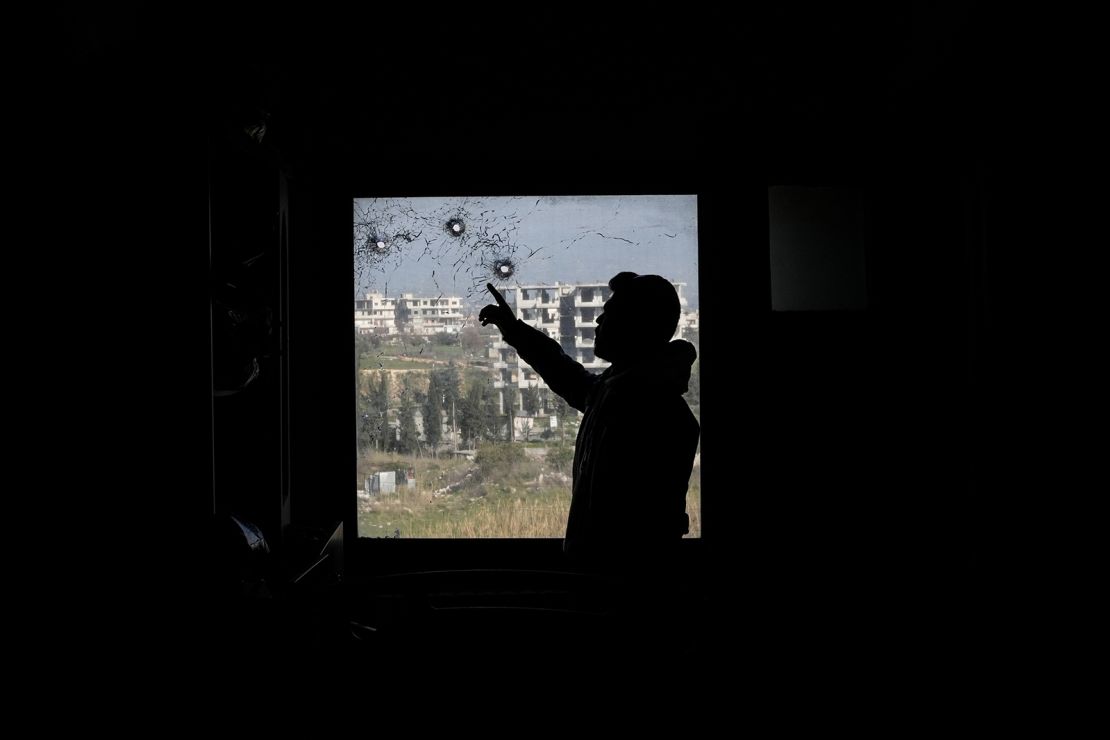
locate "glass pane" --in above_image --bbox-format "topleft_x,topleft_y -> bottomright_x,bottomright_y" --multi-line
354,195 -> 700,538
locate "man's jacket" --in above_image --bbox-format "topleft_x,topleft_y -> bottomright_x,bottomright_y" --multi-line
501,320 -> 700,560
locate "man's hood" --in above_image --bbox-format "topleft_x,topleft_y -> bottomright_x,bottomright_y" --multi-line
603,339 -> 697,395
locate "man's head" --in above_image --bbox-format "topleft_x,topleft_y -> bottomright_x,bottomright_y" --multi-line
594,272 -> 681,363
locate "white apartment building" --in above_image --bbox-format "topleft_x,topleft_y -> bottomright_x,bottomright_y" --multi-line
354,293 -> 466,336
355,293 -> 398,334
490,281 -> 692,414
396,294 -> 466,336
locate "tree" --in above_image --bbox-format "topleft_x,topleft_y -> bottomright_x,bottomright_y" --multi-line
357,390 -> 376,453
457,380 -> 486,448
458,378 -> 499,448
355,332 -> 370,365
438,362 -> 461,410
397,374 -> 420,455
423,369 -> 443,454
548,389 -> 568,416
502,384 -> 518,442
484,384 -> 502,441
368,370 -> 391,451
426,363 -> 460,452
442,362 -> 463,450
397,401 -> 419,455
432,332 -> 456,346
373,369 -> 391,408
358,371 -> 389,452
522,386 -> 542,416
460,325 -> 485,355
549,390 -> 571,445
475,441 -> 527,478
546,444 -> 573,474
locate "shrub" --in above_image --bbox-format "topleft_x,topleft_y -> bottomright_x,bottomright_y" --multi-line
546,444 -> 573,473
475,442 -> 527,477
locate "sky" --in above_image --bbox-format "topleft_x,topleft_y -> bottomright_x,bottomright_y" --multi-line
354,195 -> 699,316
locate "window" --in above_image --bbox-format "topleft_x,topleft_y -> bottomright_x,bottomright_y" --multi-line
354,194 -> 700,538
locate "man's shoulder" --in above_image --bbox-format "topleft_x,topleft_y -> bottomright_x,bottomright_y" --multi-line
597,381 -> 693,420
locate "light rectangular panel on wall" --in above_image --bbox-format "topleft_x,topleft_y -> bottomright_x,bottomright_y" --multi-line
769,187 -> 868,311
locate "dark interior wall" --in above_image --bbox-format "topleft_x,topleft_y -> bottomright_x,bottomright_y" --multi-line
40,5 -> 1042,680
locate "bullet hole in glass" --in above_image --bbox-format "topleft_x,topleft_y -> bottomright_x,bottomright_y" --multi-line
445,218 -> 465,237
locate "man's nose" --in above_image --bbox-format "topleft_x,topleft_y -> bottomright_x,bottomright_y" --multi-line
596,313 -> 604,326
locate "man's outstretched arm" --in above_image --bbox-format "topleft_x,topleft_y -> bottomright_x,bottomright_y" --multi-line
479,283 -> 597,411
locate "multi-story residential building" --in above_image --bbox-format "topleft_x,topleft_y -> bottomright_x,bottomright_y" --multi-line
396,294 -> 466,336
354,293 -> 466,336
355,293 -> 398,334
490,281 -> 692,414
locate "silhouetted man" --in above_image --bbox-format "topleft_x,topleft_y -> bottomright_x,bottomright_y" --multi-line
480,273 -> 700,571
